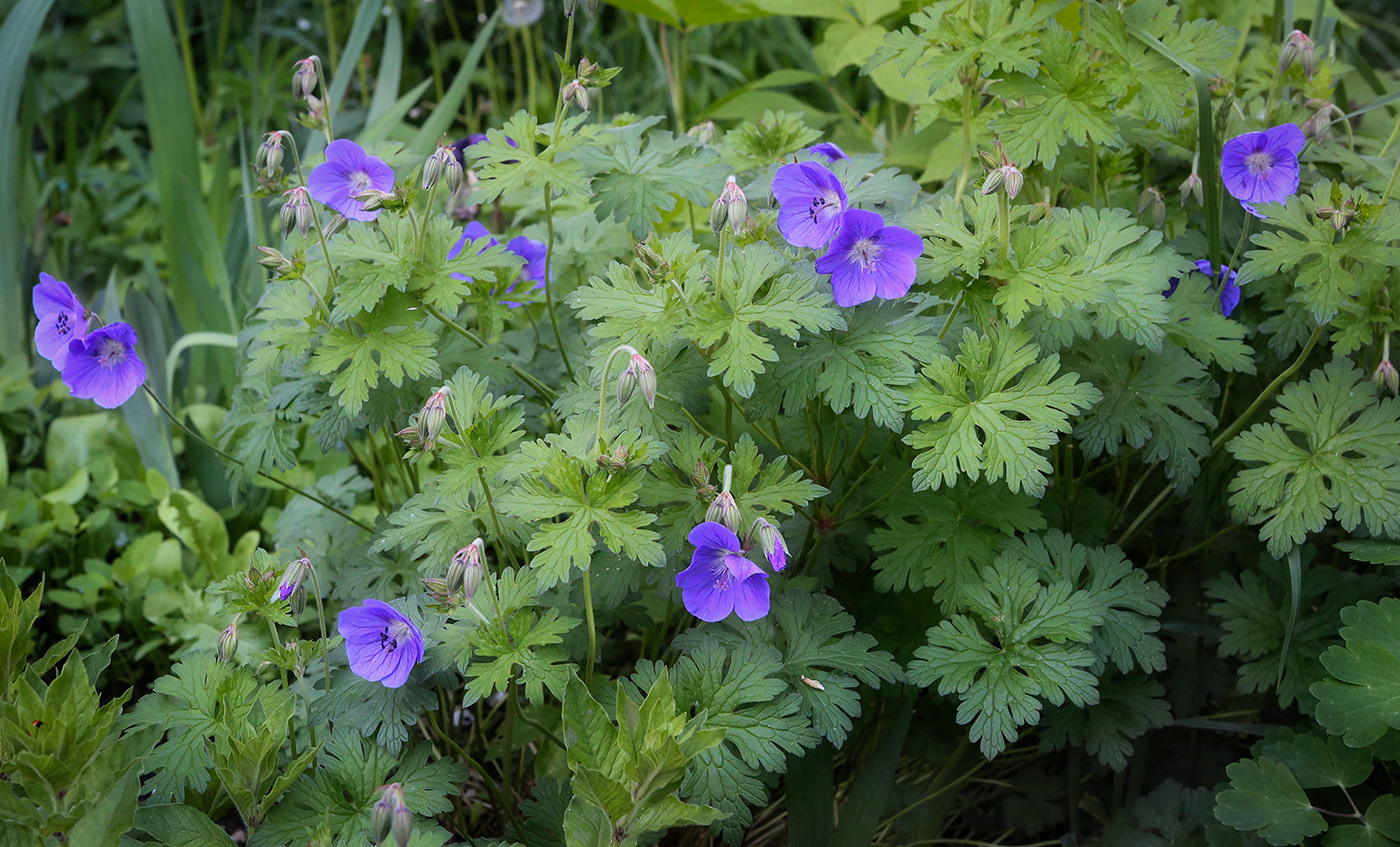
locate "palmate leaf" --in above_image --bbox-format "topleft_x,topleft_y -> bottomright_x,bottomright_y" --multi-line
309,294 -> 440,417
686,242 -> 843,398
471,110 -> 594,203
990,220 -> 1100,327
1312,598 -> 1400,747
566,232 -> 709,355
570,120 -> 728,239
992,21 -> 1121,169
868,482 -> 1045,600
714,110 -> 822,173
1214,758 -> 1326,846
1039,673 -> 1171,771
1163,282 -> 1256,373
1227,359 -> 1400,557
902,327 -> 1100,497
908,556 -> 1101,758
1070,337 -> 1219,491
1238,181 -> 1400,324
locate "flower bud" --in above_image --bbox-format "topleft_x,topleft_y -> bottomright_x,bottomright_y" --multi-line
616,362 -> 639,408
706,491 -> 741,534
304,93 -> 325,123
278,556 -> 310,601
421,153 -> 443,192
719,176 -> 747,235
1375,360 -> 1399,396
289,583 -> 307,617
391,805 -> 413,847
397,425 -> 422,449
421,577 -> 451,606
1280,30 -> 1316,76
687,120 -> 716,146
293,57 -> 319,100
634,237 -> 668,277
358,189 -> 389,212
449,539 -> 486,602
690,460 -> 711,489
217,623 -> 238,664
1179,172 -> 1204,207
257,246 -> 291,274
418,388 -> 450,450
979,167 -> 1006,197
281,187 -> 312,238
563,80 -> 590,112
1001,165 -> 1024,200
324,214 -> 348,238
257,132 -> 285,176
754,518 -> 787,572
709,194 -> 730,237
1136,186 -> 1165,229
630,353 -> 656,409
370,788 -> 396,844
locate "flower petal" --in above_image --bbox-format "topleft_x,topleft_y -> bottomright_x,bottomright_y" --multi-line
687,521 -> 742,553
730,572 -> 771,621
33,273 -> 79,318
682,581 -> 734,622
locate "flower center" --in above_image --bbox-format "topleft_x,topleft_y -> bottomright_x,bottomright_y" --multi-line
378,620 -> 412,653
851,237 -> 883,269
710,555 -> 735,591
808,190 -> 841,223
350,171 -> 373,196
1245,150 -> 1273,176
55,312 -> 73,337
96,337 -> 127,368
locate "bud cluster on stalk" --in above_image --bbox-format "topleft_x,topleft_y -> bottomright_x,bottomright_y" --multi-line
371,783 -> 413,847
1376,336 -> 1398,397
217,622 -> 239,664
616,352 -> 657,410
1313,198 -> 1358,232
978,141 -> 1023,199
423,138 -> 464,193
1136,186 -> 1166,229
710,176 -> 748,237
427,539 -> 487,608
255,131 -> 287,178
1279,30 -> 1317,77
280,186 -> 314,238
1179,172 -> 1204,207
706,464 -> 741,534
398,387 -> 451,452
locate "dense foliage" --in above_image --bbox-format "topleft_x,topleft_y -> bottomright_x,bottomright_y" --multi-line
4,0 -> 1400,845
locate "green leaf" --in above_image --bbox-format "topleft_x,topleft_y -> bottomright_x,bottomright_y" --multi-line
1162,282 -> 1257,374
471,111 -> 595,204
135,804 -> 239,847
902,327 -> 1100,497
1227,359 -> 1400,558
714,110 -> 822,173
1214,758 -> 1326,846
1040,674 -> 1171,771
1260,732 -> 1372,790
1312,598 -> 1400,747
310,302 -> 440,417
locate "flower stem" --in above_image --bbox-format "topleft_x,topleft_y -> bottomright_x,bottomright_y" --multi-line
308,566 -> 331,694
1088,140 -> 1099,206
285,133 -> 342,299
1382,145 -> 1400,206
998,191 -> 1011,262
542,192 -> 574,380
717,227 -> 727,290
954,81 -> 974,202
314,57 -> 334,142
417,300 -> 559,401
938,291 -> 965,340
582,568 -> 597,684
141,385 -> 374,531
594,344 -> 636,453
1225,216 -> 1254,274
264,617 -> 299,759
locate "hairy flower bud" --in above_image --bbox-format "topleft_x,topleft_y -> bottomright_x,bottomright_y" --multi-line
634,237 -> 668,277
719,175 -> 747,235
690,460 -> 711,489
418,388 -> 450,450
563,79 -> 590,112
257,246 -> 292,275
687,120 -> 716,146
977,148 -> 1002,171
421,153 -> 443,192
1001,165 -> 1024,200
358,189 -> 389,212
1279,30 -> 1316,76
755,518 -> 787,572
631,353 -> 656,409
289,583 -> 307,617
1179,172 -> 1204,207
292,57 -> 319,100
257,131 -> 285,176
1136,186 -> 1166,229
979,167 -> 1006,197
707,491 -> 740,534
1375,360 -> 1399,396
281,186 -> 313,238
391,804 -> 413,847
217,622 -> 238,664
709,193 -> 729,237
616,362 -> 639,408
324,213 -> 348,238
449,539 -> 486,602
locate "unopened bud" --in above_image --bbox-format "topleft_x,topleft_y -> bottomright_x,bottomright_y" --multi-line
755,518 -> 787,572
1179,172 -> 1204,207
706,491 -> 740,534
304,94 -> 324,123
257,246 -> 290,273
690,460 -> 711,489
449,539 -> 485,602
630,353 -> 656,409
1280,30 -> 1316,76
422,153 -> 443,192
281,187 -> 312,238
418,388 -> 450,450
563,80 -> 590,112
635,238 -> 667,276
687,120 -> 716,146
278,556 -> 310,601
391,805 -> 413,847
396,426 -> 421,449
1136,186 -> 1165,229
257,132 -> 285,176
1375,360 -> 1399,396
289,583 -> 307,617
1001,165 -> 1024,200
719,176 -> 747,235
978,148 -> 1002,170
358,189 -> 389,212
979,167 -> 1006,197
217,623 -> 238,664
292,57 -> 319,100
616,362 -> 638,408
324,214 -> 348,238
709,193 -> 730,237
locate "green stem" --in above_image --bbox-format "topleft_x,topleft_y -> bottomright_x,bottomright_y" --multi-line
1225,217 -> 1253,275
141,386 -> 373,531
998,191 -> 1011,262
1382,145 -> 1400,205
502,679 -> 518,806
717,227 -> 727,290
954,81 -> 974,202
1262,63 -> 1283,124
285,133 -> 341,297
719,378 -> 735,448
583,568 -> 597,683
416,179 -> 440,257
265,618 -> 298,759
321,0 -> 339,69
418,300 -> 558,401
476,467 -> 517,570
542,192 -> 574,380
170,0 -> 206,141
1088,140 -> 1099,206
938,291 -> 965,340
594,345 -> 635,453
313,58 -> 334,142
513,707 -> 566,752
308,566 -> 331,695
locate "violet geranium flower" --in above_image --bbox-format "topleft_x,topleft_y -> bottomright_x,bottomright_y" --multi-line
500,235 -> 549,306
1220,123 -> 1306,217
337,599 -> 425,689
772,161 -> 848,248
33,273 -> 89,370
1166,260 -> 1241,317
307,139 -> 395,222
808,142 -> 848,163
676,522 -> 771,623
814,209 -> 924,308
61,322 -> 146,409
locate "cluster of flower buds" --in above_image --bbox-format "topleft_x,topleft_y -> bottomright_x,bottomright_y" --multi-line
706,465 -> 741,534
449,540 -> 486,602
1301,99 -> 1344,139
691,460 -> 717,501
423,139 -> 464,193
562,0 -> 601,17
399,388 -> 451,451
687,120 -> 717,146
1027,186 -> 1054,224
616,351 -> 657,410
371,784 -> 413,847
280,186 -> 314,238
256,246 -> 293,277
562,79 -> 590,112
634,237 -> 670,279
1313,197 -> 1357,232
595,443 -> 630,474
256,131 -> 287,178
1279,30 -> 1317,77
217,622 -> 239,664
1136,186 -> 1166,229
749,517 -> 788,572
293,57 -> 319,100
1376,359 -> 1399,396
710,176 -> 748,237
978,141 -> 1023,199
278,554 -> 312,616
1179,172 -> 1204,207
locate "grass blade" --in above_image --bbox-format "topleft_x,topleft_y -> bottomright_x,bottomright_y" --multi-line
410,9 -> 501,155
359,78 -> 433,147
367,8 -> 403,126
785,743 -> 834,847
327,0 -> 385,126
0,0 -> 58,363
831,698 -> 914,847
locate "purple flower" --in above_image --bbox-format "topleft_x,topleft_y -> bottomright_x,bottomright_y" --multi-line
772,161 -> 848,249
500,235 -> 549,306
676,522 -> 770,623
448,221 -> 498,288
61,323 -> 146,409
307,139 -> 395,222
1220,124 -> 1306,217
452,134 -> 518,167
33,273 -> 89,370
814,209 -> 923,308
337,599 -> 425,689
1164,260 -> 1241,317
808,142 -> 848,163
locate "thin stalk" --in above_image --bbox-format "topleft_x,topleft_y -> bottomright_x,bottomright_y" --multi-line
542,193 -> 574,380
954,81 -> 975,202
1382,146 -> 1400,205
583,568 -> 598,683
716,227 -> 727,290
286,133 -> 342,295
264,618 -> 299,759
171,0 -> 206,141
513,707 -> 566,751
429,719 -> 517,828
594,345 -> 635,452
938,291 -> 965,340
1225,217 -> 1253,275
502,679 -> 518,805
141,386 -> 373,531
313,58 -> 334,142
1088,140 -> 1099,206
1261,63 -> 1283,124
308,566 -> 331,694
998,191 -> 1011,262
1158,523 -> 1241,564
416,178 -> 440,256
418,300 -> 558,401
476,467 -> 518,569
720,378 -> 734,446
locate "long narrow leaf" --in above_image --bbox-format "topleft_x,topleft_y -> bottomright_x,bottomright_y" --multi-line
0,0 -> 57,363
786,744 -> 834,847
831,699 -> 914,847
359,78 -> 433,148
410,9 -> 502,155
327,0 -> 385,125
367,8 -> 404,126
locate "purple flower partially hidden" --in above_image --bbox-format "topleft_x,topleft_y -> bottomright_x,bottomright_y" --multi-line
676,522 -> 770,623
33,273 -> 89,370
772,161 -> 848,249
814,209 -> 923,308
1220,123 -> 1306,217
500,235 -> 549,306
61,323 -> 146,409
337,599 -> 425,689
452,134 -> 518,167
1164,260 -> 1241,317
808,142 -> 848,163
307,139 -> 395,222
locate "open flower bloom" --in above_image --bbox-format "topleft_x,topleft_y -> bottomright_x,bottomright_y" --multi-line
676,522 -> 770,623
307,139 -> 395,221
772,161 -> 848,248
62,323 -> 146,409
1220,123 -> 1306,217
1164,259 -> 1241,317
338,599 -> 425,689
808,142 -> 848,163
33,273 -> 90,370
815,209 -> 924,307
